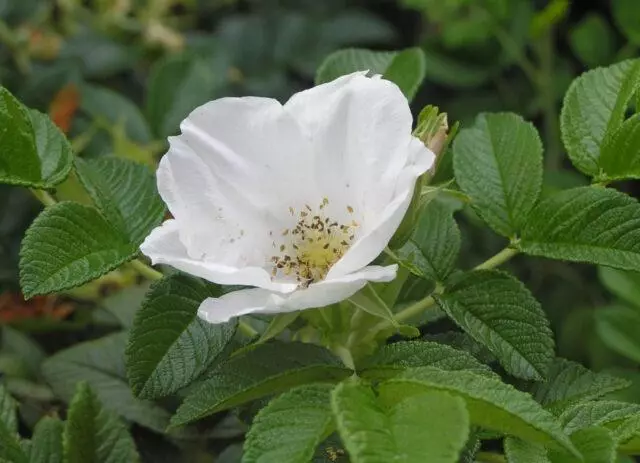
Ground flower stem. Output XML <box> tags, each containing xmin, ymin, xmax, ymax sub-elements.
<box><xmin>473</xmin><ymin>246</ymin><xmax>519</xmax><ymax>271</ymax></box>
<box><xmin>129</xmin><ymin>259</ymin><xmax>164</xmax><ymax>281</ymax></box>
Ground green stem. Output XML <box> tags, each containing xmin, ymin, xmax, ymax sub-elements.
<box><xmin>473</xmin><ymin>246</ymin><xmax>519</xmax><ymax>270</ymax></box>
<box><xmin>476</xmin><ymin>452</ymin><xmax>507</xmax><ymax>463</ymax></box>
<box><xmin>238</xmin><ymin>320</ymin><xmax>259</xmax><ymax>338</ymax></box>
<box><xmin>129</xmin><ymin>259</ymin><xmax>164</xmax><ymax>281</ymax></box>
<box><xmin>537</xmin><ymin>31</ymin><xmax>562</xmax><ymax>170</ymax></box>
<box><xmin>30</xmin><ymin>189</ymin><xmax>57</xmax><ymax>207</ymax></box>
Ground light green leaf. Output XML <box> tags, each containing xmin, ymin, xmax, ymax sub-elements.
<box><xmin>568</xmin><ymin>14</ymin><xmax>615</xmax><ymax>68</ymax></box>
<box><xmin>29</xmin><ymin>417</ymin><xmax>63</xmax><ymax>463</ymax></box>
<box><xmin>63</xmin><ymin>382</ymin><xmax>139</xmax><ymax>463</ymax></box>
<box><xmin>435</xmin><ymin>270</ymin><xmax>554</xmax><ymax>380</ymax></box>
<box><xmin>549</xmin><ymin>427</ymin><xmax>615</xmax><ymax>463</ymax></box>
<box><xmin>0</xmin><ymin>88</ymin><xmax>72</xmax><ymax>188</ymax></box>
<box><xmin>126</xmin><ymin>274</ymin><xmax>237</xmax><ymax>399</ymax></box>
<box><xmin>561</xmin><ymin>59</ymin><xmax>640</xmax><ymax>176</ymax></box>
<box><xmin>19</xmin><ymin>202</ymin><xmax>138</xmax><ymax>298</ymax></box>
<box><xmin>559</xmin><ymin>400</ymin><xmax>640</xmax><ymax>435</ymax></box>
<box><xmin>243</xmin><ymin>384</ymin><xmax>334</xmax><ymax>463</ymax></box>
<box><xmin>348</xmin><ymin>283</ymin><xmax>396</xmax><ymax>323</ymax></box>
<box><xmin>599</xmin><ymin>267</ymin><xmax>640</xmax><ymax>309</ymax></box>
<box><xmin>380</xmin><ymin>367</ymin><xmax>578</xmax><ymax>455</ymax></box>
<box><xmin>360</xmin><ymin>340</ymin><xmax>495</xmax><ymax>379</ymax></box>
<box><xmin>332</xmin><ymin>382</ymin><xmax>469</xmax><ymax>463</ymax></box>
<box><xmin>531</xmin><ymin>358</ymin><xmax>629</xmax><ymax>410</ymax></box>
<box><xmin>256</xmin><ymin>312</ymin><xmax>300</xmax><ymax>344</ymax></box>
<box><xmin>519</xmin><ymin>187</ymin><xmax>640</xmax><ymax>271</ymax></box>
<box><xmin>42</xmin><ymin>332</ymin><xmax>171</xmax><ymax>433</ymax></box>
<box><xmin>504</xmin><ymin>437</ymin><xmax>549</xmax><ymax>462</ymax></box>
<box><xmin>396</xmin><ymin>199</ymin><xmax>460</xmax><ymax>283</ymax></box>
<box><xmin>146</xmin><ymin>54</ymin><xmax>216</xmax><ymax>139</ymax></box>
<box><xmin>613</xmin><ymin>0</ymin><xmax>640</xmax><ymax>45</ymax></box>
<box><xmin>171</xmin><ymin>342</ymin><xmax>352</xmax><ymax>427</ymax></box>
<box><xmin>0</xmin><ymin>384</ymin><xmax>17</xmax><ymax>434</ymax></box>
<box><xmin>594</xmin><ymin>306</ymin><xmax>640</xmax><ymax>363</ymax></box>
<box><xmin>315</xmin><ymin>47</ymin><xmax>426</xmax><ymax>100</ymax></box>
<box><xmin>74</xmin><ymin>157</ymin><xmax>165</xmax><ymax>245</ymax></box>
<box><xmin>600</xmin><ymin>115</ymin><xmax>640</xmax><ymax>181</ymax></box>
<box><xmin>453</xmin><ymin>113</ymin><xmax>543</xmax><ymax>237</ymax></box>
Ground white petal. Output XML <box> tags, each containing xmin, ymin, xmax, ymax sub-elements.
<box><xmin>197</xmin><ymin>264</ymin><xmax>397</xmax><ymax>324</ymax></box>
<box><xmin>140</xmin><ymin>220</ymin><xmax>297</xmax><ymax>293</ymax></box>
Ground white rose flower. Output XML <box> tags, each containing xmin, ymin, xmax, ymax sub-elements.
<box><xmin>140</xmin><ymin>72</ymin><xmax>435</xmax><ymax>324</ymax></box>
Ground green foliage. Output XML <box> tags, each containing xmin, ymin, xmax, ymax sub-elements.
<box><xmin>332</xmin><ymin>382</ymin><xmax>469</xmax><ymax>463</ymax></box>
<box><xmin>519</xmin><ymin>187</ymin><xmax>640</xmax><ymax>271</ymax></box>
<box><xmin>243</xmin><ymin>384</ymin><xmax>334</xmax><ymax>463</ymax></box>
<box><xmin>64</xmin><ymin>382</ymin><xmax>139</xmax><ymax>463</ymax></box>
<box><xmin>560</xmin><ymin>59</ymin><xmax>640</xmax><ymax>176</ymax></box>
<box><xmin>360</xmin><ymin>340</ymin><xmax>495</xmax><ymax>379</ymax></box>
<box><xmin>28</xmin><ymin>417</ymin><xmax>64</xmax><ymax>463</ymax></box>
<box><xmin>453</xmin><ymin>113</ymin><xmax>543</xmax><ymax>237</ymax></box>
<box><xmin>613</xmin><ymin>0</ymin><xmax>640</xmax><ymax>45</ymax></box>
<box><xmin>594</xmin><ymin>306</ymin><xmax>640</xmax><ymax>363</ymax></box>
<box><xmin>435</xmin><ymin>270</ymin><xmax>554</xmax><ymax>380</ymax></box>
<box><xmin>315</xmin><ymin>48</ymin><xmax>426</xmax><ymax>100</ymax></box>
<box><xmin>599</xmin><ymin>267</ymin><xmax>640</xmax><ymax>308</ymax></box>
<box><xmin>559</xmin><ymin>400</ymin><xmax>640</xmax><ymax>435</ymax></box>
<box><xmin>599</xmin><ymin>115</ymin><xmax>640</xmax><ymax>181</ymax></box>
<box><xmin>19</xmin><ymin>202</ymin><xmax>138</xmax><ymax>298</ymax></box>
<box><xmin>0</xmin><ymin>87</ymin><xmax>72</xmax><ymax>188</ymax></box>
<box><xmin>171</xmin><ymin>342</ymin><xmax>352</xmax><ymax>427</ymax></box>
<box><xmin>504</xmin><ymin>437</ymin><xmax>549</xmax><ymax>462</ymax></box>
<box><xmin>396</xmin><ymin>199</ymin><xmax>460</xmax><ymax>283</ymax></box>
<box><xmin>568</xmin><ymin>14</ymin><xmax>615</xmax><ymax>68</ymax></box>
<box><xmin>549</xmin><ymin>427</ymin><xmax>616</xmax><ymax>463</ymax></box>
<box><xmin>126</xmin><ymin>274</ymin><xmax>237</xmax><ymax>399</ymax></box>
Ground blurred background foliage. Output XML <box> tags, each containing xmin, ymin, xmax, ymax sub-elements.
<box><xmin>1</xmin><ymin>0</ymin><xmax>640</xmax><ymax>461</ymax></box>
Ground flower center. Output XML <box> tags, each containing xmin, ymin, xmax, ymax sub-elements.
<box><xmin>271</xmin><ymin>198</ymin><xmax>358</xmax><ymax>287</ymax></box>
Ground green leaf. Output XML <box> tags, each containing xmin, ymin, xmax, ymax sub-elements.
<box><xmin>0</xmin><ymin>88</ymin><xmax>72</xmax><ymax>188</ymax></box>
<box><xmin>360</xmin><ymin>340</ymin><xmax>495</xmax><ymax>379</ymax></box>
<box><xmin>256</xmin><ymin>312</ymin><xmax>300</xmax><ymax>344</ymax></box>
<box><xmin>146</xmin><ymin>54</ymin><xmax>218</xmax><ymax>139</ymax></box>
<box><xmin>126</xmin><ymin>274</ymin><xmax>237</xmax><ymax>399</ymax></box>
<box><xmin>561</xmin><ymin>59</ymin><xmax>640</xmax><ymax>176</ymax></box>
<box><xmin>396</xmin><ymin>199</ymin><xmax>460</xmax><ymax>283</ymax></box>
<box><xmin>74</xmin><ymin>157</ymin><xmax>165</xmax><ymax>245</ymax></box>
<box><xmin>348</xmin><ymin>283</ymin><xmax>396</xmax><ymax>323</ymax></box>
<box><xmin>243</xmin><ymin>384</ymin><xmax>334</xmax><ymax>463</ymax></box>
<box><xmin>530</xmin><ymin>358</ymin><xmax>630</xmax><ymax>410</ymax></box>
<box><xmin>613</xmin><ymin>0</ymin><xmax>640</xmax><ymax>45</ymax></box>
<box><xmin>453</xmin><ymin>113</ymin><xmax>543</xmax><ymax>237</ymax></box>
<box><xmin>332</xmin><ymin>382</ymin><xmax>469</xmax><ymax>463</ymax></box>
<box><xmin>421</xmin><ymin>48</ymin><xmax>493</xmax><ymax>88</ymax></box>
<box><xmin>19</xmin><ymin>202</ymin><xmax>138</xmax><ymax>298</ymax></box>
<box><xmin>549</xmin><ymin>427</ymin><xmax>615</xmax><ymax>463</ymax></box>
<box><xmin>63</xmin><ymin>382</ymin><xmax>139</xmax><ymax>463</ymax></box>
<box><xmin>380</xmin><ymin>367</ymin><xmax>577</xmax><ymax>455</ymax></box>
<box><xmin>600</xmin><ymin>115</ymin><xmax>640</xmax><ymax>181</ymax></box>
<box><xmin>599</xmin><ymin>267</ymin><xmax>640</xmax><ymax>309</ymax></box>
<box><xmin>0</xmin><ymin>419</ymin><xmax>27</xmax><ymax>463</ymax></box>
<box><xmin>568</xmin><ymin>14</ymin><xmax>615</xmax><ymax>68</ymax></box>
<box><xmin>315</xmin><ymin>47</ymin><xmax>426</xmax><ymax>100</ymax></box>
<box><xmin>80</xmin><ymin>84</ymin><xmax>152</xmax><ymax>143</ymax></box>
<box><xmin>1</xmin><ymin>327</ymin><xmax>45</xmax><ymax>379</ymax></box>
<box><xmin>171</xmin><ymin>342</ymin><xmax>352</xmax><ymax>427</ymax></box>
<box><xmin>435</xmin><ymin>270</ymin><xmax>553</xmax><ymax>380</ymax></box>
<box><xmin>519</xmin><ymin>187</ymin><xmax>640</xmax><ymax>271</ymax></box>
<box><xmin>97</xmin><ymin>284</ymin><xmax>151</xmax><ymax>329</ymax></box>
<box><xmin>0</xmin><ymin>384</ymin><xmax>17</xmax><ymax>433</ymax></box>
<box><xmin>42</xmin><ymin>332</ymin><xmax>171</xmax><ymax>433</ymax></box>
<box><xmin>559</xmin><ymin>400</ymin><xmax>640</xmax><ymax>435</ymax></box>
<box><xmin>29</xmin><ymin>417</ymin><xmax>63</xmax><ymax>463</ymax></box>
<box><xmin>594</xmin><ymin>306</ymin><xmax>640</xmax><ymax>363</ymax></box>
<box><xmin>504</xmin><ymin>437</ymin><xmax>549</xmax><ymax>462</ymax></box>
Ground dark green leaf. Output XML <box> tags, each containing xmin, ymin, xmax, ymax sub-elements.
<box><xmin>146</xmin><ymin>54</ymin><xmax>217</xmax><ymax>139</ymax></box>
<box><xmin>531</xmin><ymin>358</ymin><xmax>629</xmax><ymax>410</ymax></box>
<box><xmin>381</xmin><ymin>48</ymin><xmax>426</xmax><ymax>101</ymax></box>
<box><xmin>74</xmin><ymin>157</ymin><xmax>165</xmax><ymax>245</ymax></box>
<box><xmin>453</xmin><ymin>113</ymin><xmax>543</xmax><ymax>237</ymax></box>
<box><xmin>379</xmin><ymin>367</ymin><xmax>577</xmax><ymax>455</ymax></box>
<box><xmin>598</xmin><ymin>267</ymin><xmax>640</xmax><ymax>309</ymax></box>
<box><xmin>171</xmin><ymin>342</ymin><xmax>352</xmax><ymax>427</ymax></box>
<box><xmin>421</xmin><ymin>48</ymin><xmax>493</xmax><ymax>88</ymax></box>
<box><xmin>519</xmin><ymin>187</ymin><xmax>640</xmax><ymax>271</ymax></box>
<box><xmin>126</xmin><ymin>274</ymin><xmax>237</xmax><ymax>399</ymax></box>
<box><xmin>435</xmin><ymin>270</ymin><xmax>554</xmax><ymax>380</ymax></box>
<box><xmin>0</xmin><ymin>384</ymin><xmax>17</xmax><ymax>434</ymax></box>
<box><xmin>594</xmin><ymin>306</ymin><xmax>640</xmax><ymax>363</ymax></box>
<box><xmin>396</xmin><ymin>200</ymin><xmax>460</xmax><ymax>283</ymax></box>
<box><xmin>0</xmin><ymin>419</ymin><xmax>27</xmax><ymax>463</ymax></box>
<box><xmin>332</xmin><ymin>382</ymin><xmax>469</xmax><ymax>463</ymax></box>
<box><xmin>0</xmin><ymin>327</ymin><xmax>44</xmax><ymax>378</ymax></box>
<box><xmin>28</xmin><ymin>109</ymin><xmax>73</xmax><ymax>187</ymax></box>
<box><xmin>568</xmin><ymin>14</ymin><xmax>615</xmax><ymax>68</ymax></box>
<box><xmin>97</xmin><ymin>283</ymin><xmax>150</xmax><ymax>329</ymax></box>
<box><xmin>561</xmin><ymin>59</ymin><xmax>640</xmax><ymax>176</ymax></box>
<box><xmin>29</xmin><ymin>417</ymin><xmax>63</xmax><ymax>463</ymax></box>
<box><xmin>42</xmin><ymin>332</ymin><xmax>171</xmax><ymax>433</ymax></box>
<box><xmin>256</xmin><ymin>312</ymin><xmax>300</xmax><ymax>344</ymax></box>
<box><xmin>243</xmin><ymin>384</ymin><xmax>334</xmax><ymax>463</ymax></box>
<box><xmin>360</xmin><ymin>340</ymin><xmax>494</xmax><ymax>379</ymax></box>
<box><xmin>613</xmin><ymin>0</ymin><xmax>640</xmax><ymax>45</ymax></box>
<box><xmin>600</xmin><ymin>115</ymin><xmax>640</xmax><ymax>181</ymax></box>
<box><xmin>19</xmin><ymin>202</ymin><xmax>138</xmax><ymax>298</ymax></box>
<box><xmin>63</xmin><ymin>382</ymin><xmax>139</xmax><ymax>463</ymax></box>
